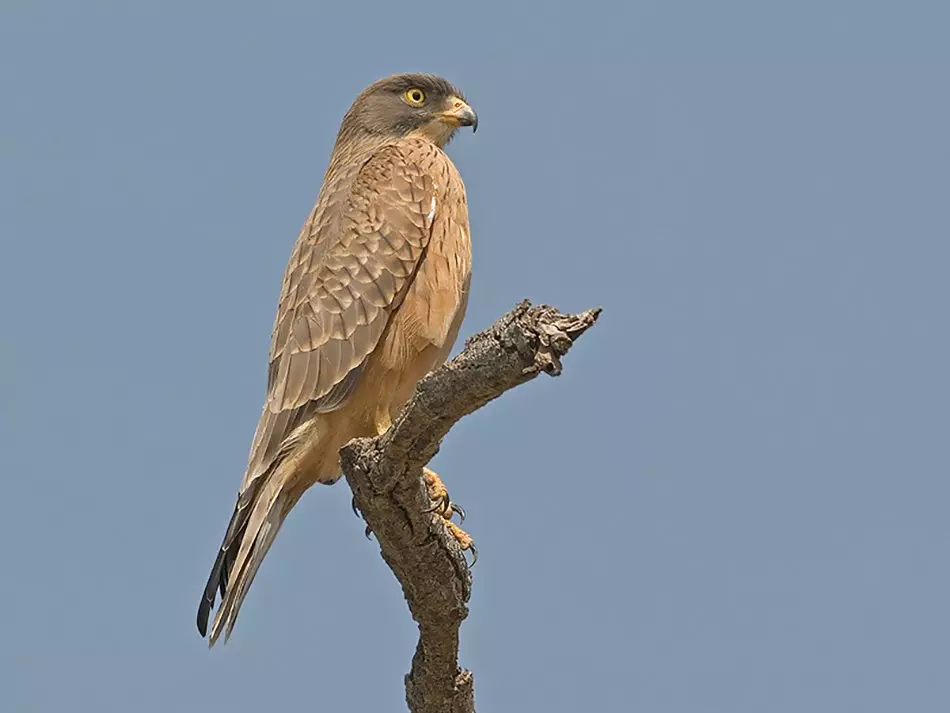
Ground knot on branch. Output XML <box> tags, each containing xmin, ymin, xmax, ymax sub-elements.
<box><xmin>513</xmin><ymin>302</ymin><xmax>602</xmax><ymax>376</ymax></box>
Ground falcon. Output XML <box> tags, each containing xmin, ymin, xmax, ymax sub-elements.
<box><xmin>197</xmin><ymin>73</ymin><xmax>478</xmax><ymax>645</ymax></box>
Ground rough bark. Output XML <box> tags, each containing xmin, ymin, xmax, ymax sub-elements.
<box><xmin>341</xmin><ymin>300</ymin><xmax>600</xmax><ymax>713</ymax></box>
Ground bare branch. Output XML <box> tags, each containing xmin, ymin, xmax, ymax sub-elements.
<box><xmin>341</xmin><ymin>301</ymin><xmax>601</xmax><ymax>713</ymax></box>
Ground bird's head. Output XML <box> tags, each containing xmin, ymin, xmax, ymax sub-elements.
<box><xmin>337</xmin><ymin>73</ymin><xmax>477</xmax><ymax>148</ymax></box>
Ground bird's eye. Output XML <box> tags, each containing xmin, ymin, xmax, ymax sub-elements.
<box><xmin>404</xmin><ymin>88</ymin><xmax>426</xmax><ymax>106</ymax></box>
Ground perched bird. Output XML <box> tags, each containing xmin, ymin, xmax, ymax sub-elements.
<box><xmin>197</xmin><ymin>73</ymin><xmax>478</xmax><ymax>645</ymax></box>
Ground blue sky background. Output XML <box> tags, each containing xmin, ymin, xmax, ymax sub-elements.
<box><xmin>2</xmin><ymin>2</ymin><xmax>948</xmax><ymax>711</ymax></box>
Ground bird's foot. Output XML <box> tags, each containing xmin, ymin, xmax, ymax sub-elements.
<box><xmin>423</xmin><ymin>467</ymin><xmax>465</xmax><ymax>522</ymax></box>
<box><xmin>423</xmin><ymin>467</ymin><xmax>476</xmax><ymax>562</ymax></box>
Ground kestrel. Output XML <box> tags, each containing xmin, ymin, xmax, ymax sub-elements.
<box><xmin>197</xmin><ymin>73</ymin><xmax>477</xmax><ymax>645</ymax></box>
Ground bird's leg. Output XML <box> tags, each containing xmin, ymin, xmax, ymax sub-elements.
<box><xmin>423</xmin><ymin>467</ymin><xmax>475</xmax><ymax>556</ymax></box>
<box><xmin>374</xmin><ymin>408</ymin><xmax>393</xmax><ymax>436</ymax></box>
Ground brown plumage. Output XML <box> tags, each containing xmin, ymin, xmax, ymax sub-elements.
<box><xmin>197</xmin><ymin>73</ymin><xmax>477</xmax><ymax>645</ymax></box>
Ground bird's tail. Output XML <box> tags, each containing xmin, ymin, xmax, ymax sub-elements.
<box><xmin>197</xmin><ymin>466</ymin><xmax>296</xmax><ymax>646</ymax></box>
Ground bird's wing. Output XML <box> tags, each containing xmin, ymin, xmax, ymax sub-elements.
<box><xmin>197</xmin><ymin>140</ymin><xmax>442</xmax><ymax>640</ymax></box>
<box><xmin>249</xmin><ymin>140</ymin><xmax>440</xmax><ymax>483</ymax></box>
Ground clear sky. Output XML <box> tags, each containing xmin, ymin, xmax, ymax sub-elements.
<box><xmin>1</xmin><ymin>2</ymin><xmax>948</xmax><ymax>711</ymax></box>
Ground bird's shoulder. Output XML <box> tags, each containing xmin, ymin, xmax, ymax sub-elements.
<box><xmin>349</xmin><ymin>137</ymin><xmax>458</xmax><ymax>195</ymax></box>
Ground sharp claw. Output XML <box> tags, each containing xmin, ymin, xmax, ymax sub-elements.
<box><xmin>467</xmin><ymin>543</ymin><xmax>478</xmax><ymax>567</ymax></box>
<box><xmin>424</xmin><ymin>494</ymin><xmax>455</xmax><ymax>518</ymax></box>
<box><xmin>453</xmin><ymin>503</ymin><xmax>466</xmax><ymax>524</ymax></box>
<box><xmin>364</xmin><ymin>525</ymin><xmax>373</xmax><ymax>540</ymax></box>
<box><xmin>351</xmin><ymin>496</ymin><xmax>361</xmax><ymax>518</ymax></box>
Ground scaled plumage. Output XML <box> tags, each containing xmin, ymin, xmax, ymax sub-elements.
<box><xmin>197</xmin><ymin>74</ymin><xmax>477</xmax><ymax>644</ymax></box>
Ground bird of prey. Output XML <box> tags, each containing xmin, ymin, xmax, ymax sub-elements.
<box><xmin>197</xmin><ymin>73</ymin><xmax>478</xmax><ymax>645</ymax></box>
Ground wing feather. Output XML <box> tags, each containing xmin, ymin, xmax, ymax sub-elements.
<box><xmin>250</xmin><ymin>141</ymin><xmax>439</xmax><ymax>481</ymax></box>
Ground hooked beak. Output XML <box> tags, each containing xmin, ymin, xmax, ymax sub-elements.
<box><xmin>440</xmin><ymin>97</ymin><xmax>478</xmax><ymax>133</ymax></box>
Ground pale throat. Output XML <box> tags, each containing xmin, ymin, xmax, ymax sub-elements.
<box><xmin>408</xmin><ymin>120</ymin><xmax>458</xmax><ymax>148</ymax></box>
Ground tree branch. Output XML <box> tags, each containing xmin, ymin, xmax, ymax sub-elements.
<box><xmin>341</xmin><ymin>300</ymin><xmax>601</xmax><ymax>713</ymax></box>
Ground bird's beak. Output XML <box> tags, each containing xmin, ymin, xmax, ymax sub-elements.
<box><xmin>440</xmin><ymin>97</ymin><xmax>478</xmax><ymax>133</ymax></box>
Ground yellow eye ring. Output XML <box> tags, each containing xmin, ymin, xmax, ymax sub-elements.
<box><xmin>404</xmin><ymin>88</ymin><xmax>426</xmax><ymax>106</ymax></box>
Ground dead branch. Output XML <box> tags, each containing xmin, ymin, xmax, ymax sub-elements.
<box><xmin>341</xmin><ymin>300</ymin><xmax>601</xmax><ymax>713</ymax></box>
